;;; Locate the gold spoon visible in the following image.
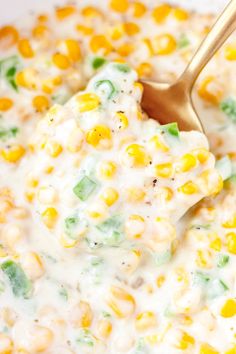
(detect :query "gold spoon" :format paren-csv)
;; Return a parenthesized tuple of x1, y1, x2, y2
(141, 0, 236, 132)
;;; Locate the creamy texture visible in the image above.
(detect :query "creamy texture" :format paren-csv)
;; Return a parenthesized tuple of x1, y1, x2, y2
(0, 1, 236, 354)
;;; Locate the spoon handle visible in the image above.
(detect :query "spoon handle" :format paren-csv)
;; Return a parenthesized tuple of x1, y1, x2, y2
(179, 0, 236, 90)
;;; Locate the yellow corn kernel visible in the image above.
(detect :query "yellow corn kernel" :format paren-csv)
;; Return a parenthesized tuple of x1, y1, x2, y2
(223, 215, 236, 228)
(126, 187, 146, 203)
(153, 34, 176, 55)
(149, 135, 169, 152)
(156, 275, 165, 288)
(26, 177, 39, 188)
(226, 232, 236, 254)
(44, 166, 54, 174)
(142, 38, 155, 56)
(131, 2, 146, 17)
(209, 237, 222, 251)
(225, 345, 236, 354)
(176, 331, 195, 350)
(87, 202, 108, 221)
(1, 144, 25, 163)
(25, 191, 35, 203)
(177, 153, 197, 172)
(192, 148, 210, 164)
(108, 286, 136, 318)
(155, 163, 173, 178)
(15, 68, 38, 90)
(110, 0, 129, 13)
(123, 22, 140, 36)
(81, 6, 103, 17)
(135, 311, 157, 331)
(196, 249, 213, 269)
(65, 39, 81, 62)
(225, 44, 236, 60)
(116, 43, 134, 57)
(90, 35, 112, 54)
(152, 4, 171, 23)
(198, 170, 223, 196)
(200, 343, 219, 354)
(125, 214, 145, 239)
(136, 62, 153, 78)
(66, 127, 83, 153)
(55, 6, 76, 20)
(0, 25, 18, 49)
(41, 207, 58, 228)
(60, 233, 78, 248)
(79, 301, 93, 327)
(134, 82, 144, 94)
(76, 24, 93, 36)
(115, 111, 129, 130)
(37, 14, 48, 22)
(42, 76, 62, 94)
(18, 38, 34, 58)
(45, 140, 63, 158)
(198, 76, 223, 105)
(21, 252, 45, 280)
(97, 319, 112, 338)
(101, 187, 119, 207)
(0, 332, 13, 353)
(109, 24, 124, 41)
(0, 97, 13, 111)
(155, 187, 173, 202)
(99, 161, 117, 179)
(124, 143, 150, 167)
(32, 24, 48, 39)
(86, 125, 111, 148)
(32, 95, 50, 113)
(173, 8, 189, 21)
(221, 299, 236, 318)
(76, 93, 100, 113)
(178, 181, 198, 194)
(52, 52, 70, 70)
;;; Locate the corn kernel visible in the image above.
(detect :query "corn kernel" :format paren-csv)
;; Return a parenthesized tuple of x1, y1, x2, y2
(101, 187, 119, 206)
(55, 6, 76, 20)
(109, 25, 124, 41)
(176, 331, 195, 350)
(108, 286, 135, 318)
(45, 140, 63, 158)
(18, 38, 34, 58)
(123, 22, 140, 36)
(86, 125, 111, 148)
(41, 207, 58, 228)
(0, 25, 18, 49)
(126, 187, 146, 202)
(110, 0, 129, 13)
(60, 233, 78, 248)
(115, 111, 129, 130)
(52, 52, 70, 70)
(66, 127, 84, 153)
(197, 170, 223, 196)
(152, 4, 171, 23)
(79, 301, 93, 327)
(38, 14, 48, 22)
(155, 187, 173, 202)
(97, 319, 112, 338)
(192, 148, 210, 164)
(142, 38, 155, 56)
(0, 98, 13, 111)
(81, 6, 103, 18)
(1, 144, 25, 163)
(178, 181, 198, 194)
(76, 25, 93, 36)
(221, 298, 236, 318)
(149, 135, 169, 152)
(15, 68, 38, 90)
(135, 311, 157, 331)
(124, 143, 150, 167)
(32, 24, 48, 39)
(198, 76, 223, 105)
(225, 44, 236, 60)
(136, 62, 153, 78)
(21, 252, 45, 280)
(131, 2, 146, 17)
(196, 249, 213, 269)
(199, 343, 220, 354)
(153, 34, 176, 55)
(99, 161, 117, 179)
(125, 214, 145, 239)
(209, 237, 222, 251)
(155, 163, 173, 178)
(76, 93, 100, 113)
(0, 333, 13, 353)
(225, 345, 236, 354)
(173, 8, 189, 21)
(65, 39, 81, 62)
(116, 43, 134, 57)
(156, 275, 165, 288)
(223, 215, 236, 228)
(90, 35, 112, 54)
(32, 95, 50, 113)
(177, 153, 197, 172)
(226, 232, 236, 254)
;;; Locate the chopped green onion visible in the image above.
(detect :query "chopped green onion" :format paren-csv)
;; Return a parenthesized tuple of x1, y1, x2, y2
(177, 34, 190, 49)
(216, 155, 232, 181)
(0, 55, 21, 92)
(217, 254, 230, 268)
(0, 127, 19, 141)
(220, 97, 236, 123)
(76, 329, 94, 347)
(154, 250, 172, 266)
(94, 79, 116, 99)
(102, 311, 111, 318)
(73, 176, 97, 201)
(161, 122, 180, 137)
(97, 215, 122, 233)
(207, 279, 229, 299)
(97, 215, 124, 246)
(193, 271, 211, 285)
(92, 57, 107, 69)
(113, 63, 131, 73)
(0, 280, 5, 294)
(1, 260, 32, 298)
(59, 286, 68, 301)
(90, 257, 103, 266)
